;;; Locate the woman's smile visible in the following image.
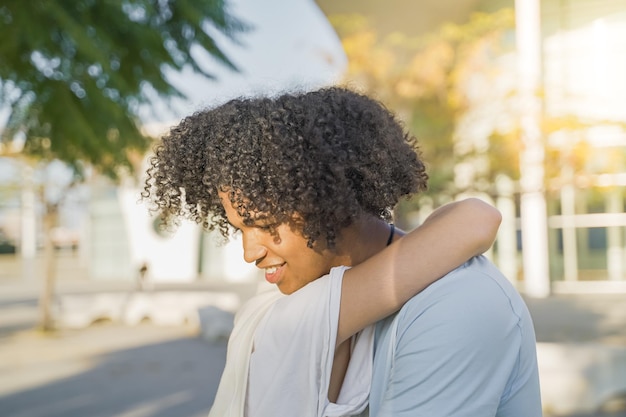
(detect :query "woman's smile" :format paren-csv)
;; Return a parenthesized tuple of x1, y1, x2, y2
(264, 263, 285, 284)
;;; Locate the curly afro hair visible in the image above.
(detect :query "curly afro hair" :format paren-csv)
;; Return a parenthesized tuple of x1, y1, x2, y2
(143, 86, 428, 248)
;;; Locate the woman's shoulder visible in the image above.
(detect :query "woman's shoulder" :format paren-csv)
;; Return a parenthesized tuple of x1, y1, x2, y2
(259, 266, 350, 335)
(234, 287, 284, 326)
(286, 265, 349, 297)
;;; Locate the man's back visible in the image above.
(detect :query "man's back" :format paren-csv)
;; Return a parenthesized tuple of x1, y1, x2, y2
(369, 256, 542, 417)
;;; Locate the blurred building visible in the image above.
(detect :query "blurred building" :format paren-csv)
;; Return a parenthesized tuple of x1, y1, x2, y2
(494, 0, 626, 294)
(540, 0, 626, 293)
(2, 0, 625, 294)
(317, 0, 626, 294)
(447, 0, 626, 294)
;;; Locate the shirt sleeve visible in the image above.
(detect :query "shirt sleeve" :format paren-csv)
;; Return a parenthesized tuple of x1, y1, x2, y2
(370, 256, 541, 417)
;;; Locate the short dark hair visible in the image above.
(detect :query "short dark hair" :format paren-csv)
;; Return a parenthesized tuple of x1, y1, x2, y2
(143, 86, 428, 247)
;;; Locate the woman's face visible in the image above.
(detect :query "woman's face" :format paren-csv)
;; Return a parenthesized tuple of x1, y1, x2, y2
(218, 191, 341, 295)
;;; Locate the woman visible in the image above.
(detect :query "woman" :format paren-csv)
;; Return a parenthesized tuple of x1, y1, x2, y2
(144, 87, 539, 416)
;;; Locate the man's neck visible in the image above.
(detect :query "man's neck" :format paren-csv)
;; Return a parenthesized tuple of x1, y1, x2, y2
(332, 216, 401, 267)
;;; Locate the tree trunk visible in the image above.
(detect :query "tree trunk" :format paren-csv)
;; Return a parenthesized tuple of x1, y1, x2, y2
(20, 162, 37, 281)
(39, 204, 58, 332)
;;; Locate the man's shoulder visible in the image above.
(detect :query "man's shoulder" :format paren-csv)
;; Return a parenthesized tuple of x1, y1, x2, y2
(410, 255, 516, 303)
(381, 255, 528, 333)
(370, 256, 542, 417)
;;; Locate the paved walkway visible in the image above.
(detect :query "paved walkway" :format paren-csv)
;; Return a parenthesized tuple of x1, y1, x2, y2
(0, 323, 227, 417)
(523, 294, 626, 416)
(523, 294, 626, 345)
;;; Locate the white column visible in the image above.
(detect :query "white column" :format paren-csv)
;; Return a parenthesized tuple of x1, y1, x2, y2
(495, 175, 519, 285)
(606, 188, 623, 281)
(560, 163, 578, 281)
(516, 0, 551, 297)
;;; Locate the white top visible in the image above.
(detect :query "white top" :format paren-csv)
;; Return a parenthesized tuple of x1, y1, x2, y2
(210, 266, 374, 417)
(208, 286, 284, 417)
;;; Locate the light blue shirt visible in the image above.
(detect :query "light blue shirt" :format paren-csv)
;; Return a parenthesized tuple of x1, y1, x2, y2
(368, 256, 542, 417)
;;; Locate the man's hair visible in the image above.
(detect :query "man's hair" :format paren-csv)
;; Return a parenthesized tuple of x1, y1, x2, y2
(143, 86, 428, 248)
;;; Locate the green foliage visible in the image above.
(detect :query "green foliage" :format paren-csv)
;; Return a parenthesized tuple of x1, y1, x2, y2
(0, 0, 246, 178)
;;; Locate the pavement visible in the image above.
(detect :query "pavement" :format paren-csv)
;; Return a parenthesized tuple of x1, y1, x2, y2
(0, 259, 625, 417)
(0, 323, 227, 417)
(0, 276, 233, 417)
(523, 294, 626, 416)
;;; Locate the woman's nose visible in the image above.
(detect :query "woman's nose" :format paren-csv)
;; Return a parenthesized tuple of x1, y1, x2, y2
(241, 231, 267, 264)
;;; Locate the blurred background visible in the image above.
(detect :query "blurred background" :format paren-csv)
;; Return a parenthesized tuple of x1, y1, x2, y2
(0, 0, 625, 416)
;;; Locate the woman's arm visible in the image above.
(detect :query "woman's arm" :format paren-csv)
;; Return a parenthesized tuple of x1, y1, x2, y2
(337, 198, 501, 346)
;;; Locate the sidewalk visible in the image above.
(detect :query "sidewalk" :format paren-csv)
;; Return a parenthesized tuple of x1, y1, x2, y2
(0, 275, 232, 417)
(0, 322, 227, 417)
(1, 275, 625, 416)
(523, 294, 626, 416)
(524, 294, 626, 345)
